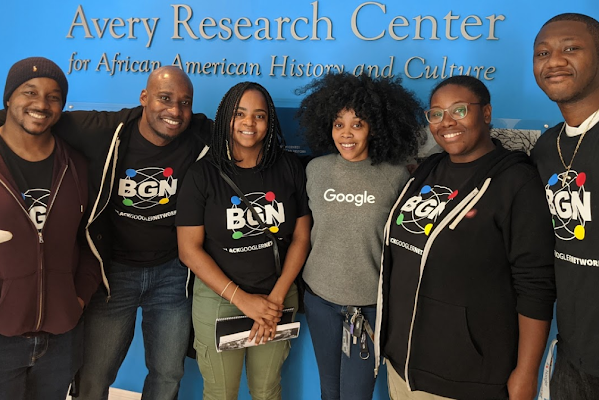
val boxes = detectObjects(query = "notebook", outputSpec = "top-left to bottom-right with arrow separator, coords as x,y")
215,308 -> 300,352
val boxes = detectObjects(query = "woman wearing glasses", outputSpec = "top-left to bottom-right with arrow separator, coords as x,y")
375,75 -> 556,400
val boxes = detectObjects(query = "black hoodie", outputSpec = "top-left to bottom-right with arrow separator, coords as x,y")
375,142 -> 556,400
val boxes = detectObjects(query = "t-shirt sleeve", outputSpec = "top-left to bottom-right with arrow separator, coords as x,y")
175,163 -> 207,227
292,155 -> 310,218
506,170 -> 556,320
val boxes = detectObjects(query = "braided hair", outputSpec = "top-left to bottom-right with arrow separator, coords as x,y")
211,82 -> 285,176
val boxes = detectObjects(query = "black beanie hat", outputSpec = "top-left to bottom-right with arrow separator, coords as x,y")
3,57 -> 69,109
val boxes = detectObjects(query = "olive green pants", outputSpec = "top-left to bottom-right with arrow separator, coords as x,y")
192,278 -> 298,400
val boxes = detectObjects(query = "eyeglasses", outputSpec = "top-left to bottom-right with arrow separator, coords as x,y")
424,102 -> 482,124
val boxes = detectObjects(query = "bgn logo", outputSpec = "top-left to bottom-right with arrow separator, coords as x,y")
118,167 -> 177,209
226,191 -> 285,239
396,185 -> 457,236
545,170 -> 592,241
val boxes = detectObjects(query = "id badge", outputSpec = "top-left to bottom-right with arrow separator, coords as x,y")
342,321 -> 352,358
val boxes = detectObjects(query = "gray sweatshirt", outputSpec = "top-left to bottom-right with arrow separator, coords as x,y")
303,154 -> 409,305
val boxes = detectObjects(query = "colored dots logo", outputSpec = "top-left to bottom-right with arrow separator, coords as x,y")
424,223 -> 433,236
574,225 -> 585,240
228,191 -> 284,239
546,169 -> 589,241
119,166 -> 177,209
396,214 -> 405,225
397,185 -> 457,235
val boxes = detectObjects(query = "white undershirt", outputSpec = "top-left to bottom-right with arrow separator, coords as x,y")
565,108 -> 599,137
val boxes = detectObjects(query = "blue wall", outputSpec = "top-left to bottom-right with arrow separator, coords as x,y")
2,1 -> 596,398
3,0 -> 596,125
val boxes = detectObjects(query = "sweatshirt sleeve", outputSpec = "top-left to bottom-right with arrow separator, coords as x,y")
71,154 -> 102,304
75,229 -> 102,305
52,108 -> 140,160
506,170 -> 556,320
0,107 -> 139,162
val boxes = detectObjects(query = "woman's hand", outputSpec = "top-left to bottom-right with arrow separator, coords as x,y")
249,321 -> 273,345
507,367 -> 538,400
507,315 -> 550,400
234,291 -> 283,342
249,291 -> 288,343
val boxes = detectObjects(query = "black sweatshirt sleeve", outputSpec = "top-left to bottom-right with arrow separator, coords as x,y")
505,169 -> 556,320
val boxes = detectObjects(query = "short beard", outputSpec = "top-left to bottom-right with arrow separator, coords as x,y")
153,130 -> 177,143
20,109 -> 52,136
552,90 -> 588,105
23,127 -> 46,136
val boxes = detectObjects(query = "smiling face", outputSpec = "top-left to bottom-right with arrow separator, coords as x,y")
534,20 -> 599,105
139,67 -> 193,146
230,89 -> 268,162
331,108 -> 370,162
428,84 -> 494,163
6,77 -> 62,137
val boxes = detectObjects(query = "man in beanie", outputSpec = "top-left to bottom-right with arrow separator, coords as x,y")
0,57 -> 101,399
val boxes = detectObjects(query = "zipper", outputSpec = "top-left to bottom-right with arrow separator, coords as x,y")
32,164 -> 68,331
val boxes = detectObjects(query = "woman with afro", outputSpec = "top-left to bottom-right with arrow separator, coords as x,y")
296,72 -> 425,399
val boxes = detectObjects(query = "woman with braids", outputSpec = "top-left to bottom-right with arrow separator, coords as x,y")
296,72 -> 425,400
176,82 -> 311,399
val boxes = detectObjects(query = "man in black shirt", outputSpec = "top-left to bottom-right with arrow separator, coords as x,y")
39,67 -> 212,400
531,13 -> 599,400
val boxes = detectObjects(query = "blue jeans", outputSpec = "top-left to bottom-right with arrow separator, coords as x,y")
550,344 -> 599,400
0,321 -> 83,400
77,258 -> 192,400
304,290 -> 377,400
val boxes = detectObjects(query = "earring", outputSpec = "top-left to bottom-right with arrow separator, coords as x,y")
226,140 -> 231,160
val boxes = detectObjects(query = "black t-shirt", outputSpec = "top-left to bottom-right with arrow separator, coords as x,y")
110,124 -> 195,267
385,154 -> 488,370
176,152 -> 310,294
0,136 -> 54,232
532,122 -> 599,375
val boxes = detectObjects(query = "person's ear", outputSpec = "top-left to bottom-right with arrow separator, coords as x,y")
483,104 -> 492,124
140,89 -> 148,107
